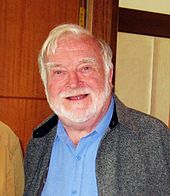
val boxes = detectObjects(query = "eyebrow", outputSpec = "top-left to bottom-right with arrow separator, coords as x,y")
44,62 -> 62,69
79,58 -> 96,64
44,57 -> 96,69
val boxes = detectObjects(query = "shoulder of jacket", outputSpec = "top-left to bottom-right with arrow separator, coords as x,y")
114,95 -> 169,133
33,114 -> 58,138
126,106 -> 169,132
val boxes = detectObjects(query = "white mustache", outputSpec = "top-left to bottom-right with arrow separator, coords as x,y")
60,88 -> 91,98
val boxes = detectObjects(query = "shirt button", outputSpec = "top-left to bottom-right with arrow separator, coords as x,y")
75,155 -> 81,161
72,190 -> 77,195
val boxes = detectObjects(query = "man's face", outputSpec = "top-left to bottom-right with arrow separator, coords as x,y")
44,34 -> 112,123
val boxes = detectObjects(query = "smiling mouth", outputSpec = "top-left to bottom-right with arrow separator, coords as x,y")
66,94 -> 89,101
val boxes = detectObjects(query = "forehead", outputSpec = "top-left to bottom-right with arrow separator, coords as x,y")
46,33 -> 102,57
56,33 -> 100,50
44,33 -> 103,65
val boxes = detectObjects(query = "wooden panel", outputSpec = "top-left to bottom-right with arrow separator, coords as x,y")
92,0 -> 116,43
118,8 -> 170,38
0,97 -> 52,152
0,0 -> 79,98
0,0 -> 80,153
92,0 -> 119,87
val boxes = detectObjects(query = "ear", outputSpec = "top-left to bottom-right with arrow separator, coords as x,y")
108,68 -> 113,85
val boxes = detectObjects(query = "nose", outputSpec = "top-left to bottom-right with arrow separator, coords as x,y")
68,71 -> 80,88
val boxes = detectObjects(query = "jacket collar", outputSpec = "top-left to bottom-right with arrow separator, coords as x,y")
33,114 -> 58,138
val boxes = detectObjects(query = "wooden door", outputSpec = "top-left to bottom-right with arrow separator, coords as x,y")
89,0 -> 119,85
0,0 -> 80,152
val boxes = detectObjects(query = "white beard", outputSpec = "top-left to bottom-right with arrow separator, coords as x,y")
46,79 -> 112,123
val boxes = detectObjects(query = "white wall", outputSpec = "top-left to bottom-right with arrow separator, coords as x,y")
115,32 -> 170,126
119,0 -> 170,15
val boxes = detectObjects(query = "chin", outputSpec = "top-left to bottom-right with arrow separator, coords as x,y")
53,104 -> 98,123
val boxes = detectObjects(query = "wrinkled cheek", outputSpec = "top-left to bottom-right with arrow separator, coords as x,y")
46,88 -> 61,108
47,89 -> 55,102
47,81 -> 60,97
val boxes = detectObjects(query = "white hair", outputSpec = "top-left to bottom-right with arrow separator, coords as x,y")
38,24 -> 113,88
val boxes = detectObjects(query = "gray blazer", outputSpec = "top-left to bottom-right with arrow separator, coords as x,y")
24,96 -> 170,196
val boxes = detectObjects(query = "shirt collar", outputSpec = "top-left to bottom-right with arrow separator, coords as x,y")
94,96 -> 114,136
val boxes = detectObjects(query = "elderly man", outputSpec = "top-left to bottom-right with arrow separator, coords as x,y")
24,24 -> 170,196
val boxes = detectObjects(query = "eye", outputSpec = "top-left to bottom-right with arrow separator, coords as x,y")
49,69 -> 67,78
51,67 -> 67,75
54,70 -> 63,75
82,66 -> 89,71
80,65 -> 92,72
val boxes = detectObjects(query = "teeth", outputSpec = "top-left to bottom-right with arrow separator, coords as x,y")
70,95 -> 83,100
67,94 -> 88,100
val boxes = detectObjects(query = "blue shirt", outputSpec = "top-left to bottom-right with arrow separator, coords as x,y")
41,98 -> 114,196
